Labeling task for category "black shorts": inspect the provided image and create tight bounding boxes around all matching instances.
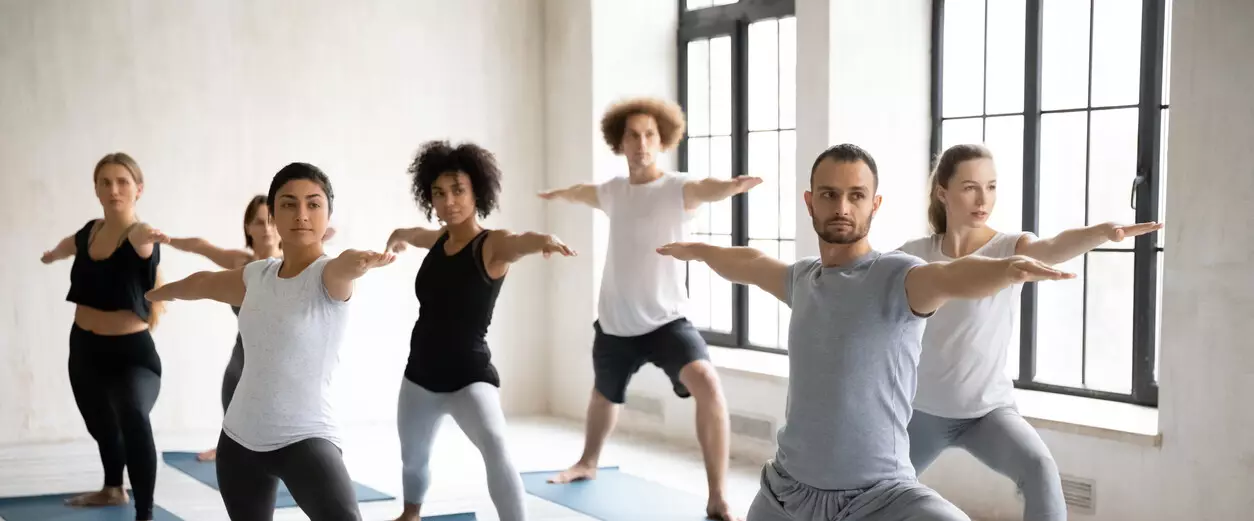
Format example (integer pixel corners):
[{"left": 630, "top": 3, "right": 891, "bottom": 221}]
[{"left": 592, "top": 318, "right": 710, "bottom": 404}]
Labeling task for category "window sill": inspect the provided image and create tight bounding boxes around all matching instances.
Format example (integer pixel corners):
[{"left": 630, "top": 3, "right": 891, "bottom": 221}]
[{"left": 708, "top": 346, "right": 1161, "bottom": 447}]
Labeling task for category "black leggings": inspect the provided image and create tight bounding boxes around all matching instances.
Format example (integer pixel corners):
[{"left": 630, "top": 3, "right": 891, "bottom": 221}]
[
  {"left": 220, "top": 338, "right": 244, "bottom": 412},
  {"left": 216, "top": 432, "right": 361, "bottom": 521},
  {"left": 68, "top": 325, "right": 162, "bottom": 521}
]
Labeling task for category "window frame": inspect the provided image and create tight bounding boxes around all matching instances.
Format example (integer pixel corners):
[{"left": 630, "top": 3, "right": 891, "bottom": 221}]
[
  {"left": 930, "top": 0, "right": 1168, "bottom": 407},
  {"left": 678, "top": 0, "right": 796, "bottom": 354}
]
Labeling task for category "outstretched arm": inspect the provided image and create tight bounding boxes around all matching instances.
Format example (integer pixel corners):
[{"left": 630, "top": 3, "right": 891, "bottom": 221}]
[
  {"left": 385, "top": 226, "right": 445, "bottom": 253},
  {"left": 126, "top": 222, "right": 170, "bottom": 259},
  {"left": 537, "top": 183, "right": 600, "bottom": 209},
  {"left": 905, "top": 255, "right": 1074, "bottom": 315},
  {"left": 41, "top": 234, "right": 77, "bottom": 264},
  {"left": 322, "top": 249, "right": 397, "bottom": 302},
  {"left": 657, "top": 241, "right": 789, "bottom": 302},
  {"left": 145, "top": 268, "right": 245, "bottom": 307},
  {"left": 168, "top": 238, "right": 253, "bottom": 269},
  {"left": 482, "top": 230, "right": 576, "bottom": 278},
  {"left": 682, "top": 176, "right": 763, "bottom": 211},
  {"left": 1016, "top": 221, "right": 1163, "bottom": 264}
]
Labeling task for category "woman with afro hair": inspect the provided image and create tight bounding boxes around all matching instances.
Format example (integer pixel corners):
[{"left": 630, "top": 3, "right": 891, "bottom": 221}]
[{"left": 385, "top": 140, "right": 574, "bottom": 521}]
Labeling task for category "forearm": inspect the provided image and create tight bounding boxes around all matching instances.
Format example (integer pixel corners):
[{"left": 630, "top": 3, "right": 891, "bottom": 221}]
[
  {"left": 555, "top": 184, "right": 599, "bottom": 207},
  {"left": 692, "top": 178, "right": 741, "bottom": 203},
  {"left": 694, "top": 244, "right": 769, "bottom": 285},
  {"left": 1025, "top": 223, "right": 1112, "bottom": 264},
  {"left": 935, "top": 256, "right": 1017, "bottom": 300},
  {"left": 501, "top": 232, "right": 550, "bottom": 261},
  {"left": 168, "top": 237, "right": 210, "bottom": 255},
  {"left": 158, "top": 271, "right": 216, "bottom": 301},
  {"left": 52, "top": 236, "right": 76, "bottom": 258}
]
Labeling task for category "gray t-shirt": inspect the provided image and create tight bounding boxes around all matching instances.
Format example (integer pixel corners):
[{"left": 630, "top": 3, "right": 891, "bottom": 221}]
[
  {"left": 774, "top": 250, "right": 929, "bottom": 490},
  {"left": 223, "top": 256, "right": 349, "bottom": 452}
]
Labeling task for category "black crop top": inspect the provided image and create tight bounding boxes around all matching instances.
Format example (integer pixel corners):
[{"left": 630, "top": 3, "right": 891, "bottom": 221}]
[
  {"left": 404, "top": 230, "right": 505, "bottom": 392},
  {"left": 65, "top": 220, "right": 161, "bottom": 321}
]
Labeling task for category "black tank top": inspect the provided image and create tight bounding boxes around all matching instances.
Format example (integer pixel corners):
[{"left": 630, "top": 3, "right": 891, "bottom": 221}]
[
  {"left": 404, "top": 230, "right": 504, "bottom": 392},
  {"left": 65, "top": 220, "right": 160, "bottom": 321}
]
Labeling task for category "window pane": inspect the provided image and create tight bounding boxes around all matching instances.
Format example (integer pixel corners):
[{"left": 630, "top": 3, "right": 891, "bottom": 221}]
[
  {"left": 1158, "top": 108, "right": 1168, "bottom": 248},
  {"left": 780, "top": 130, "right": 797, "bottom": 240},
  {"left": 1088, "top": 108, "right": 1139, "bottom": 228},
  {"left": 713, "top": 0, "right": 737, "bottom": 5},
  {"left": 779, "top": 240, "right": 795, "bottom": 350},
  {"left": 941, "top": 118, "right": 984, "bottom": 152},
  {"left": 687, "top": 137, "right": 711, "bottom": 234},
  {"left": 687, "top": 258, "right": 711, "bottom": 329},
  {"left": 1154, "top": 250, "right": 1162, "bottom": 381},
  {"left": 687, "top": 0, "right": 712, "bottom": 10},
  {"left": 710, "top": 36, "right": 733, "bottom": 136},
  {"left": 748, "top": 239, "right": 781, "bottom": 348},
  {"left": 749, "top": 19, "right": 780, "bottom": 132},
  {"left": 749, "top": 131, "right": 780, "bottom": 240},
  {"left": 710, "top": 234, "right": 734, "bottom": 332},
  {"left": 779, "top": 17, "right": 797, "bottom": 129},
  {"left": 985, "top": 0, "right": 1026, "bottom": 114},
  {"left": 1091, "top": 0, "right": 1142, "bottom": 107},
  {"left": 1038, "top": 112, "right": 1088, "bottom": 238},
  {"left": 1035, "top": 255, "right": 1086, "bottom": 387},
  {"left": 1042, "top": 0, "right": 1091, "bottom": 111},
  {"left": 942, "top": 0, "right": 986, "bottom": 117},
  {"left": 710, "top": 136, "right": 733, "bottom": 235},
  {"left": 1162, "top": 0, "right": 1173, "bottom": 105},
  {"left": 1084, "top": 252, "right": 1134, "bottom": 394},
  {"left": 687, "top": 39, "right": 710, "bottom": 137},
  {"left": 984, "top": 115, "right": 1024, "bottom": 233}
]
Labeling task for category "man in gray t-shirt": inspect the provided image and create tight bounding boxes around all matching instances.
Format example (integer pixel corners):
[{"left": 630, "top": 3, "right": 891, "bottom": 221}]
[{"left": 659, "top": 144, "right": 1072, "bottom": 521}]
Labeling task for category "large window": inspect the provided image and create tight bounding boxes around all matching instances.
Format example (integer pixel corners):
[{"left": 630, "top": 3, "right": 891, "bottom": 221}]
[
  {"left": 933, "top": 0, "right": 1171, "bottom": 406},
  {"left": 678, "top": 0, "right": 797, "bottom": 353}
]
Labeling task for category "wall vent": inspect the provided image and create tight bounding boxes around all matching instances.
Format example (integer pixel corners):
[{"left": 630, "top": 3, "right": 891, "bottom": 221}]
[{"left": 1060, "top": 474, "right": 1096, "bottom": 514}]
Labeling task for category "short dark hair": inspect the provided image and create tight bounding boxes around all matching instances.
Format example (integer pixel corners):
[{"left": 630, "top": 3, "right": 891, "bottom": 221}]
[
  {"left": 809, "top": 143, "right": 879, "bottom": 190},
  {"left": 600, "top": 97, "right": 686, "bottom": 154},
  {"left": 408, "top": 140, "right": 502, "bottom": 221},
  {"left": 266, "top": 163, "right": 334, "bottom": 216},
  {"left": 242, "top": 194, "right": 267, "bottom": 249}
]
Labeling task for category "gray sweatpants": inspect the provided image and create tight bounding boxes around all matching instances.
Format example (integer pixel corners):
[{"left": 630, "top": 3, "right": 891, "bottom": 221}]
[
  {"left": 908, "top": 408, "right": 1065, "bottom": 521},
  {"left": 748, "top": 460, "right": 970, "bottom": 521},
  {"left": 397, "top": 379, "right": 526, "bottom": 521}
]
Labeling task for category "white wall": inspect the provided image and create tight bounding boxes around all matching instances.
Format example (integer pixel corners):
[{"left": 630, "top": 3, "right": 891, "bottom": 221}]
[
  {"left": 0, "top": 0, "right": 547, "bottom": 447},
  {"left": 546, "top": 0, "right": 1254, "bottom": 520}
]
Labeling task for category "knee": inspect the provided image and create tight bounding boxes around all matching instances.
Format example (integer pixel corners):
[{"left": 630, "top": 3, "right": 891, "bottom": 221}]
[
  {"left": 1019, "top": 451, "right": 1061, "bottom": 488},
  {"left": 679, "top": 361, "right": 723, "bottom": 400}
]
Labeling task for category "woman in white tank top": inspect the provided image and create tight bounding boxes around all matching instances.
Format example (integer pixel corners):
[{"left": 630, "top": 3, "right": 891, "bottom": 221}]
[{"left": 897, "top": 144, "right": 1161, "bottom": 521}]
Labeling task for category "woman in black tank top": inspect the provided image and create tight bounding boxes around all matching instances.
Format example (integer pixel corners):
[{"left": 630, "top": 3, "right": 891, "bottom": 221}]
[
  {"left": 384, "top": 140, "right": 574, "bottom": 521},
  {"left": 39, "top": 153, "right": 170, "bottom": 521}
]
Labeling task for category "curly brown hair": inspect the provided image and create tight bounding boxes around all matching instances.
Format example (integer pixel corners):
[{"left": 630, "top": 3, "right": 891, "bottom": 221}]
[{"left": 600, "top": 97, "right": 686, "bottom": 154}]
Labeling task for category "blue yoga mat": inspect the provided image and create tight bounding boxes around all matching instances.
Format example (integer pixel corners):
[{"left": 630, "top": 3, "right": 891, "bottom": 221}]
[
  {"left": 521, "top": 466, "right": 711, "bottom": 521},
  {"left": 422, "top": 514, "right": 477, "bottom": 521},
  {"left": 0, "top": 491, "right": 182, "bottom": 521},
  {"left": 161, "top": 452, "right": 393, "bottom": 508}
]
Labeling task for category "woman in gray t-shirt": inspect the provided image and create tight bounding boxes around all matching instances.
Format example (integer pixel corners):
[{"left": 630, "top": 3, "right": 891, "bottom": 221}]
[{"left": 147, "top": 163, "right": 394, "bottom": 520}]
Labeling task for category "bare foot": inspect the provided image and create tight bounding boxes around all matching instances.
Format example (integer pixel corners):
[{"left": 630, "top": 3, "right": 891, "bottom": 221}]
[
  {"left": 547, "top": 462, "right": 598, "bottom": 484},
  {"left": 197, "top": 448, "right": 217, "bottom": 462},
  {"left": 706, "top": 496, "right": 742, "bottom": 521},
  {"left": 65, "top": 487, "right": 128, "bottom": 507},
  {"left": 392, "top": 502, "right": 421, "bottom": 521}
]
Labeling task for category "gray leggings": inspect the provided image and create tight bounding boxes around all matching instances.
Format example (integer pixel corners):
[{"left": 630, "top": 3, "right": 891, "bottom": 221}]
[
  {"left": 397, "top": 379, "right": 526, "bottom": 521},
  {"left": 747, "top": 460, "right": 969, "bottom": 521},
  {"left": 908, "top": 408, "right": 1065, "bottom": 521}
]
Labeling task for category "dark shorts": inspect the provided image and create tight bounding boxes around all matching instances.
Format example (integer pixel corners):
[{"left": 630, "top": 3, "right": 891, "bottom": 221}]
[{"left": 592, "top": 317, "right": 710, "bottom": 404}]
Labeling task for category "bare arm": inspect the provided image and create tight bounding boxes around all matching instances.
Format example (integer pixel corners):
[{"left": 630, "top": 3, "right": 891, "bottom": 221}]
[
  {"left": 126, "top": 222, "right": 170, "bottom": 259},
  {"left": 482, "top": 230, "right": 576, "bottom": 278},
  {"left": 385, "top": 226, "right": 444, "bottom": 253},
  {"left": 145, "top": 268, "right": 246, "bottom": 307},
  {"left": 41, "top": 234, "right": 77, "bottom": 264},
  {"left": 322, "top": 249, "right": 397, "bottom": 302},
  {"left": 905, "top": 255, "right": 1074, "bottom": 315},
  {"left": 657, "top": 242, "right": 789, "bottom": 303},
  {"left": 681, "top": 176, "right": 763, "bottom": 211},
  {"left": 1016, "top": 221, "right": 1163, "bottom": 264},
  {"left": 168, "top": 238, "right": 253, "bottom": 269},
  {"left": 538, "top": 183, "right": 600, "bottom": 209}
]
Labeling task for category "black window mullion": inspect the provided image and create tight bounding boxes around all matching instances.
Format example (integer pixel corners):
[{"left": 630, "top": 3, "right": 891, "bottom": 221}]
[
  {"left": 1132, "top": 0, "right": 1167, "bottom": 407},
  {"left": 731, "top": 19, "right": 750, "bottom": 348},
  {"left": 1019, "top": 0, "right": 1043, "bottom": 385}
]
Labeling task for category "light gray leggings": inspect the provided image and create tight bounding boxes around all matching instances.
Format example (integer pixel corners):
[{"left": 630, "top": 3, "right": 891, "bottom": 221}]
[
  {"left": 908, "top": 408, "right": 1065, "bottom": 521},
  {"left": 397, "top": 379, "right": 526, "bottom": 521}
]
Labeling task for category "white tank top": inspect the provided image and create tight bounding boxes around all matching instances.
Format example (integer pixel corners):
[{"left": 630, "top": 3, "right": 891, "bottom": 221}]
[
  {"left": 897, "top": 231, "right": 1032, "bottom": 419},
  {"left": 223, "top": 256, "right": 349, "bottom": 451},
  {"left": 595, "top": 173, "right": 693, "bottom": 337}
]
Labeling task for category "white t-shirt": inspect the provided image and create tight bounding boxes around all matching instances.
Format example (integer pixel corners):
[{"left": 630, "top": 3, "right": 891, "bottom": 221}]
[
  {"left": 897, "top": 231, "right": 1032, "bottom": 419},
  {"left": 595, "top": 172, "right": 693, "bottom": 337},
  {"left": 224, "top": 256, "right": 349, "bottom": 451}
]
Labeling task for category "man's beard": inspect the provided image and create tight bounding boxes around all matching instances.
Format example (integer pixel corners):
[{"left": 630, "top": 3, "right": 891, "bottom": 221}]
[{"left": 813, "top": 215, "right": 871, "bottom": 245}]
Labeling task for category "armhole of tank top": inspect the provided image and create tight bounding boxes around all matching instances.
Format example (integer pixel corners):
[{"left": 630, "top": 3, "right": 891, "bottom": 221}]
[{"left": 470, "top": 230, "right": 493, "bottom": 284}]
